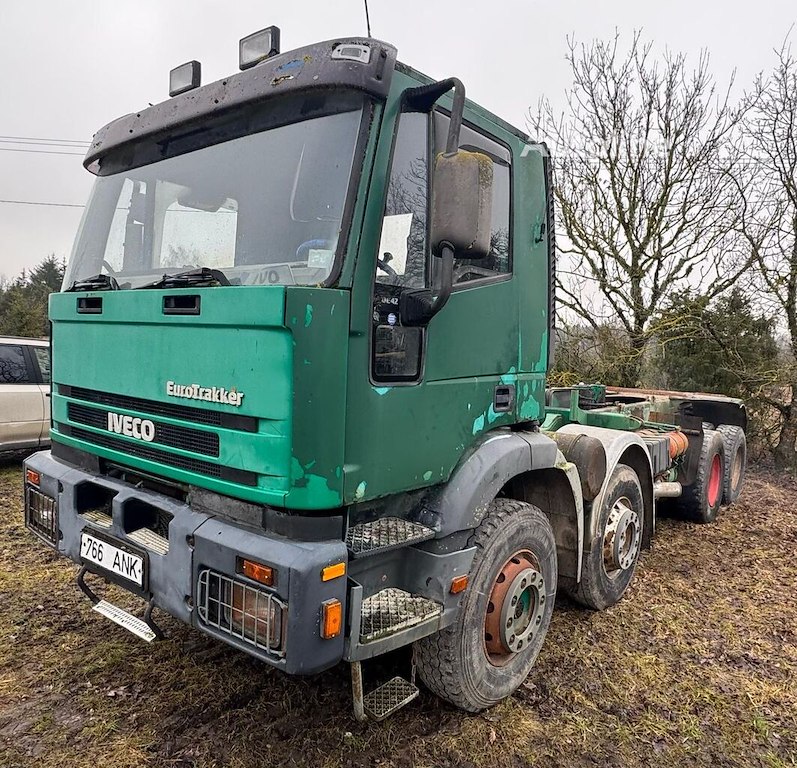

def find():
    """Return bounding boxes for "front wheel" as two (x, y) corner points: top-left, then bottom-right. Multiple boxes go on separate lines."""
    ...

(414, 498), (557, 712)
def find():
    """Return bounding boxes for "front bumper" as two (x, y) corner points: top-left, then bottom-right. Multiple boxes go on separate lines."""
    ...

(23, 449), (348, 675)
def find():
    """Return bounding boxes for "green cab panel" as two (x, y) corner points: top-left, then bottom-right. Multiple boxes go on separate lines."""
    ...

(49, 285), (350, 509)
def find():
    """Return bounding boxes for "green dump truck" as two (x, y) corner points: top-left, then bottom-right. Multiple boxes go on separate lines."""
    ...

(23, 29), (748, 720)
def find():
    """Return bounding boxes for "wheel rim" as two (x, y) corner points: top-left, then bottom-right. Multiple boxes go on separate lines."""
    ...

(707, 454), (722, 507)
(602, 496), (641, 578)
(484, 550), (546, 667)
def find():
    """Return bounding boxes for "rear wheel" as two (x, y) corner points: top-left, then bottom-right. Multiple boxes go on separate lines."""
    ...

(414, 498), (557, 712)
(717, 425), (746, 505)
(675, 429), (725, 523)
(570, 463), (644, 610)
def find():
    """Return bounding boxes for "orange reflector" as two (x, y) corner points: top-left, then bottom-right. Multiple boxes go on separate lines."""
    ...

(321, 561), (346, 581)
(450, 575), (469, 594)
(321, 599), (342, 639)
(238, 558), (275, 586)
(25, 469), (40, 486)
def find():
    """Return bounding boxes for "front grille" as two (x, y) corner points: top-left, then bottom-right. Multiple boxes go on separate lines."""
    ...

(57, 423), (258, 486)
(25, 485), (58, 546)
(197, 569), (286, 658)
(59, 384), (257, 433)
(68, 401), (219, 457)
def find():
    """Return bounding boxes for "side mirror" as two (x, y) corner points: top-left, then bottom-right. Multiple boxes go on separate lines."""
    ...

(431, 149), (493, 258)
(398, 77), (494, 326)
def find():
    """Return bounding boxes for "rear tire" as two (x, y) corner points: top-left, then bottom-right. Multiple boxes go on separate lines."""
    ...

(717, 425), (746, 506)
(570, 464), (644, 611)
(675, 429), (725, 523)
(414, 498), (557, 712)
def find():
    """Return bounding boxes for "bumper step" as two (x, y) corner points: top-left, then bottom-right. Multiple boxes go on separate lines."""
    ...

(360, 587), (442, 643)
(364, 676), (419, 720)
(351, 659), (420, 721)
(92, 599), (157, 642)
(346, 517), (434, 558)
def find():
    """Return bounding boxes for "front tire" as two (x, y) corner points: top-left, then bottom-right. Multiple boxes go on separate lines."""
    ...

(570, 463), (644, 611)
(414, 498), (557, 712)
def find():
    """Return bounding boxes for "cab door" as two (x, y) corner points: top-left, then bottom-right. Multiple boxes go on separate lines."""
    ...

(0, 342), (45, 450)
(344, 79), (524, 501)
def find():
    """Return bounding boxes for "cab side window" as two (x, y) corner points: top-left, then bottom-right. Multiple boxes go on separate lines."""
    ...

(371, 111), (429, 382)
(375, 112), (429, 289)
(433, 113), (511, 284)
(0, 344), (31, 384)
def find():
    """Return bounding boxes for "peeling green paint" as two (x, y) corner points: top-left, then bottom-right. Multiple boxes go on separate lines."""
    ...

(304, 304), (313, 327)
(354, 481), (367, 500)
(472, 413), (486, 434)
(423, 470), (433, 481)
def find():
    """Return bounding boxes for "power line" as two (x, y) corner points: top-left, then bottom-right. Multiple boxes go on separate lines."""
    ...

(0, 139), (89, 149)
(0, 147), (85, 156)
(0, 134), (90, 146)
(0, 199), (85, 208)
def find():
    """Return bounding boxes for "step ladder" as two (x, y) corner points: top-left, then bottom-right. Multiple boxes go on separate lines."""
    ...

(349, 587), (442, 720)
(345, 516), (435, 558)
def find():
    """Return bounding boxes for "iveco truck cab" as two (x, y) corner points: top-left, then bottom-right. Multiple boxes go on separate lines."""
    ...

(23, 28), (748, 720)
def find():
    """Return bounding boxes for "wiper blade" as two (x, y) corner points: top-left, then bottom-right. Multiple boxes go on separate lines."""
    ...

(136, 267), (232, 289)
(66, 273), (119, 292)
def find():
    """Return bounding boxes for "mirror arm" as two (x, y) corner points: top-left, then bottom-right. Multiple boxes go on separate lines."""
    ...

(399, 244), (455, 327)
(429, 243), (455, 315)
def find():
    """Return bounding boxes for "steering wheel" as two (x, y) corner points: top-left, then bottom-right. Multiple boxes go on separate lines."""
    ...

(453, 264), (496, 283)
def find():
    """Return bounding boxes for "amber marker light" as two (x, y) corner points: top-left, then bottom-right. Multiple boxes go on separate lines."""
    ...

(237, 557), (275, 586)
(321, 561), (346, 581)
(25, 468), (40, 486)
(450, 575), (469, 594)
(321, 599), (342, 639)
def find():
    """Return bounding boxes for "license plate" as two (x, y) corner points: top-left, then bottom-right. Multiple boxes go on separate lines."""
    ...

(80, 532), (145, 588)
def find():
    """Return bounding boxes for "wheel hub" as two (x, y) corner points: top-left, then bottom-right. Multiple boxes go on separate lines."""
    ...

(603, 499), (641, 575)
(485, 551), (546, 663)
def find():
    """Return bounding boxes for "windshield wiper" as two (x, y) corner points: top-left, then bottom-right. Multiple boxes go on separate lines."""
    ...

(66, 273), (120, 292)
(136, 267), (232, 289)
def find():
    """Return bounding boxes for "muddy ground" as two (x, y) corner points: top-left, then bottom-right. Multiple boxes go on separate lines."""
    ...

(0, 461), (795, 767)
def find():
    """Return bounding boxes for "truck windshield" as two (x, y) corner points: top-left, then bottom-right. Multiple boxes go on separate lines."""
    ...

(64, 95), (367, 289)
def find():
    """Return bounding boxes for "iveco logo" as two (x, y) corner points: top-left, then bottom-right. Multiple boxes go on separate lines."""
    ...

(107, 412), (156, 442)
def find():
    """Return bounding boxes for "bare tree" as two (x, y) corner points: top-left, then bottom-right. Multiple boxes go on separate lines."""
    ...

(734, 42), (797, 470)
(529, 33), (749, 386)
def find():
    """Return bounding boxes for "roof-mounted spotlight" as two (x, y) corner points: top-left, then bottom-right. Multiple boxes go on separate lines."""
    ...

(169, 60), (202, 97)
(239, 26), (281, 70)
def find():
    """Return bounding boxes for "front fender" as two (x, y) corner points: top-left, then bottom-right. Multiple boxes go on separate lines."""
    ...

(417, 429), (559, 538)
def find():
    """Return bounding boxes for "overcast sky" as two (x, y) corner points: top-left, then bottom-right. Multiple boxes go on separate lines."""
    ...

(1, 0), (794, 281)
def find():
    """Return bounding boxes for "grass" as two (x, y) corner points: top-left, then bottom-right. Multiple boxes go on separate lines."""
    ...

(0, 460), (795, 767)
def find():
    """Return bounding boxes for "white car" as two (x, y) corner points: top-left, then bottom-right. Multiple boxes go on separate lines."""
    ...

(0, 336), (51, 455)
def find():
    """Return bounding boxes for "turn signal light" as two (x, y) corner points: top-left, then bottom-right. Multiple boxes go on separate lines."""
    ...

(25, 469), (40, 487)
(237, 557), (275, 586)
(450, 575), (469, 594)
(321, 561), (346, 582)
(321, 599), (342, 639)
